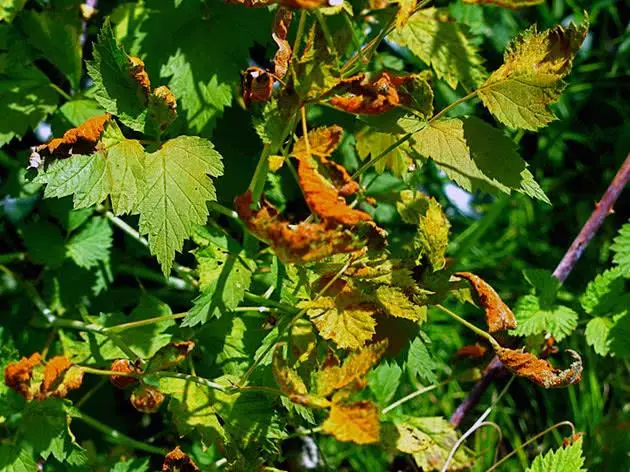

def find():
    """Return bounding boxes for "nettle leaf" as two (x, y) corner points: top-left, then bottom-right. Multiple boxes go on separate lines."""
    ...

(390, 7), (486, 91)
(183, 246), (254, 327)
(0, 445), (37, 472)
(526, 438), (586, 472)
(37, 121), (146, 215)
(410, 117), (547, 201)
(478, 18), (588, 130)
(513, 295), (578, 342)
(66, 217), (113, 269)
(585, 317), (613, 356)
(406, 336), (437, 384)
(611, 219), (630, 277)
(580, 267), (629, 318)
(368, 361), (402, 405)
(0, 0), (27, 23)
(138, 136), (223, 275)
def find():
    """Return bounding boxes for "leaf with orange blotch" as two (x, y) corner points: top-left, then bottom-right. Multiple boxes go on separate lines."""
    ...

(495, 347), (583, 388)
(128, 56), (151, 100)
(130, 384), (165, 413)
(292, 126), (344, 161)
(463, 0), (544, 9)
(40, 356), (84, 399)
(4, 352), (42, 400)
(163, 446), (200, 472)
(242, 66), (274, 106)
(329, 72), (433, 115)
(315, 340), (388, 396)
(235, 192), (385, 264)
(34, 114), (111, 159)
(456, 272), (517, 333)
(272, 7), (293, 79)
(322, 400), (380, 444)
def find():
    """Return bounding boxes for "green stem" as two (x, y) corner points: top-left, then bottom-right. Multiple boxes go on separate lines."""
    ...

(81, 366), (139, 377)
(49, 83), (72, 101)
(429, 90), (479, 124)
(71, 411), (166, 456)
(117, 264), (192, 291)
(243, 292), (299, 314)
(249, 143), (273, 203)
(105, 313), (187, 333)
(434, 304), (500, 349)
(208, 201), (240, 221)
(152, 371), (227, 392)
(0, 252), (25, 264)
(382, 382), (445, 414)
(292, 10), (308, 56)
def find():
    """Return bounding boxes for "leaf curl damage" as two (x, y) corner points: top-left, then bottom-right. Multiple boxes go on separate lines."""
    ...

(162, 446), (200, 472)
(456, 271), (517, 333)
(272, 7), (293, 79)
(496, 347), (583, 388)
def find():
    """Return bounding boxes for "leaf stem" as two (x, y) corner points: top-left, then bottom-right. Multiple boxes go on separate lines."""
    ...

(429, 89), (479, 124)
(104, 313), (187, 332)
(292, 10), (308, 56)
(351, 132), (414, 179)
(0, 252), (25, 264)
(71, 410), (166, 456)
(434, 304), (500, 349)
(314, 10), (336, 55)
(382, 382), (445, 414)
(81, 366), (139, 377)
(151, 371), (227, 392)
(49, 83), (72, 101)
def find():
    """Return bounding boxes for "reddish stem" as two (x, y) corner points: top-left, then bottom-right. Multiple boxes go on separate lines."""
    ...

(450, 153), (630, 428)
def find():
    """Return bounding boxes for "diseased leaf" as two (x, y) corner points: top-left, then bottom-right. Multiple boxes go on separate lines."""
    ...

(390, 7), (486, 90)
(611, 220), (630, 277)
(456, 272), (517, 332)
(322, 400), (380, 444)
(34, 114), (111, 160)
(478, 18), (588, 130)
(242, 66), (274, 106)
(495, 347), (582, 388)
(294, 25), (340, 100)
(272, 7), (293, 79)
(162, 447), (200, 472)
(292, 125), (344, 161)
(526, 438), (586, 472)
(145, 341), (195, 373)
(137, 136), (223, 275)
(130, 384), (165, 413)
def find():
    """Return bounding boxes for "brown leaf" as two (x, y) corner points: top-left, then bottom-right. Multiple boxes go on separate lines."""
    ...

(110, 359), (138, 389)
(273, 7), (293, 79)
(455, 272), (517, 333)
(329, 71), (423, 115)
(4, 352), (42, 400)
(128, 56), (151, 99)
(496, 347), (583, 388)
(35, 114), (111, 158)
(41, 356), (84, 398)
(292, 126), (344, 161)
(162, 446), (200, 472)
(130, 384), (165, 413)
(455, 343), (488, 359)
(241, 66), (274, 106)
(322, 400), (380, 444)
(235, 191), (385, 264)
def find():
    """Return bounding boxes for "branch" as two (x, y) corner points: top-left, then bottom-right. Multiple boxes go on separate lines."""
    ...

(450, 152), (630, 428)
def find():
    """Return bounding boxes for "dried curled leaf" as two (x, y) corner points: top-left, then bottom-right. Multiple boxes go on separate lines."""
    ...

(455, 344), (488, 359)
(322, 400), (380, 444)
(235, 191), (385, 264)
(33, 113), (111, 158)
(329, 72), (429, 115)
(316, 340), (388, 396)
(162, 446), (200, 472)
(456, 272), (517, 332)
(128, 56), (151, 100)
(130, 384), (165, 413)
(242, 66), (274, 106)
(4, 352), (42, 399)
(292, 126), (344, 161)
(110, 359), (138, 389)
(272, 7), (293, 79)
(146, 341), (195, 373)
(496, 347), (583, 388)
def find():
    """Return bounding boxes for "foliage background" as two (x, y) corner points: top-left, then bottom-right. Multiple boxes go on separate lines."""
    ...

(1, 0), (629, 470)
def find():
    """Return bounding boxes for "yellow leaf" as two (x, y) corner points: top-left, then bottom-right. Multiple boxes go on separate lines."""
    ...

(292, 126), (343, 161)
(322, 400), (380, 444)
(268, 154), (285, 172)
(375, 286), (427, 322)
(272, 345), (308, 396)
(308, 301), (377, 350)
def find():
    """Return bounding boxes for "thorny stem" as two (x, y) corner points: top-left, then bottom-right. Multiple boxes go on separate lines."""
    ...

(435, 304), (500, 349)
(71, 411), (166, 456)
(451, 153), (630, 428)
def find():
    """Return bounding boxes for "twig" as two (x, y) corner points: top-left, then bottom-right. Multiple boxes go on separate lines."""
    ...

(450, 153), (630, 428)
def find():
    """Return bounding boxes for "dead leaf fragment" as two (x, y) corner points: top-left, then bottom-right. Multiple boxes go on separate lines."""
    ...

(4, 352), (42, 399)
(496, 347), (583, 388)
(34, 114), (111, 158)
(130, 384), (165, 413)
(455, 343), (488, 359)
(280, 0), (332, 8)
(322, 400), (380, 444)
(292, 126), (344, 161)
(272, 7), (293, 79)
(162, 446), (200, 472)
(128, 56), (151, 99)
(110, 359), (138, 389)
(456, 272), (517, 332)
(242, 66), (274, 106)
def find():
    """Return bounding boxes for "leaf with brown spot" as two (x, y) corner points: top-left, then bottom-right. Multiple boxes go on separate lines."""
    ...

(162, 446), (200, 472)
(34, 114), (111, 158)
(4, 352), (42, 400)
(272, 7), (293, 79)
(280, 0), (331, 8)
(495, 347), (583, 388)
(292, 126), (344, 161)
(235, 191), (385, 264)
(110, 359), (139, 389)
(242, 66), (274, 106)
(130, 384), (165, 413)
(322, 400), (380, 444)
(146, 341), (195, 373)
(128, 56), (151, 100)
(456, 272), (517, 332)
(148, 85), (178, 135)
(329, 72), (431, 115)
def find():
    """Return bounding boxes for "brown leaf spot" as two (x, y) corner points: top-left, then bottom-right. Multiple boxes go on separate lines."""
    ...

(130, 384), (165, 413)
(110, 359), (139, 390)
(162, 446), (200, 472)
(456, 272), (517, 333)
(36, 114), (111, 158)
(496, 347), (583, 388)
(4, 353), (42, 400)
(241, 66), (274, 106)
(128, 56), (151, 98)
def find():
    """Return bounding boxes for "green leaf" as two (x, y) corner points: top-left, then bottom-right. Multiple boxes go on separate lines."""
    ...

(580, 267), (629, 318)
(66, 217), (113, 269)
(137, 136), (223, 275)
(407, 336), (437, 384)
(585, 317), (613, 356)
(368, 361), (402, 405)
(0, 445), (37, 472)
(522, 268), (560, 306)
(20, 220), (66, 268)
(182, 246), (254, 327)
(478, 19), (588, 130)
(86, 22), (148, 132)
(390, 7), (486, 91)
(356, 130), (412, 177)
(611, 219), (630, 277)
(111, 458), (150, 472)
(0, 0), (26, 23)
(609, 313), (630, 358)
(37, 121), (146, 215)
(526, 439), (586, 472)
(20, 10), (82, 89)
(513, 294), (578, 342)
(294, 25), (340, 101)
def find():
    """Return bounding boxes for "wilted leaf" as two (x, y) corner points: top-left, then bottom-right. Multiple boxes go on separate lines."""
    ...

(162, 446), (200, 472)
(292, 125), (344, 161)
(272, 7), (293, 79)
(110, 359), (139, 389)
(40, 356), (84, 399)
(478, 18), (588, 130)
(130, 384), (165, 413)
(496, 347), (582, 388)
(322, 400), (380, 444)
(4, 352), (42, 400)
(455, 344), (488, 359)
(456, 272), (517, 332)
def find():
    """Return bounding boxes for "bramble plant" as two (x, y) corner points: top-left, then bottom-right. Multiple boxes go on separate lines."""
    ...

(1, 0), (629, 470)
